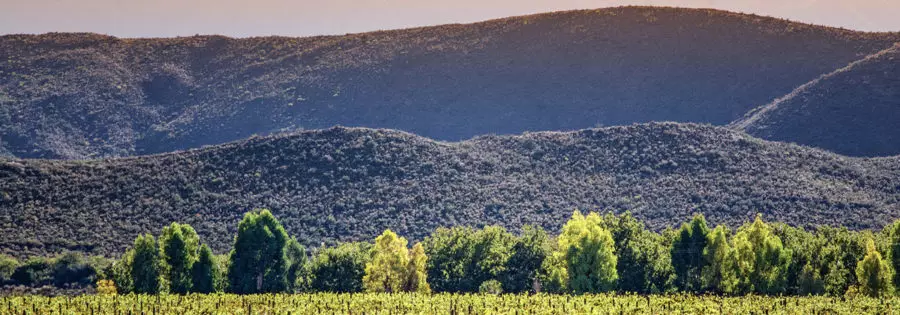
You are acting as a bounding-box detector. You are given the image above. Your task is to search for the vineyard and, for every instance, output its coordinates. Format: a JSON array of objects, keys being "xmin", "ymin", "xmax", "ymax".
[{"xmin": 0, "ymin": 293, "xmax": 895, "ymax": 314}]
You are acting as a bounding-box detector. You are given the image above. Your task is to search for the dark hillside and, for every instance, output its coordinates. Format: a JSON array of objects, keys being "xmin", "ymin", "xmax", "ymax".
[
  {"xmin": 732, "ymin": 43, "xmax": 900, "ymax": 157},
  {"xmin": 2, "ymin": 6, "xmax": 898, "ymax": 158},
  {"xmin": 1, "ymin": 123, "xmax": 898, "ymax": 258}
]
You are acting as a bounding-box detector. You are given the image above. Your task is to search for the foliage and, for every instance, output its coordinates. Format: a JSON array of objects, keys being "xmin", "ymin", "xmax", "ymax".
[
  {"xmin": 285, "ymin": 238, "xmax": 307, "ymax": 292},
  {"xmin": 228, "ymin": 209, "xmax": 290, "ymax": 294},
  {"xmin": 499, "ymin": 225, "xmax": 552, "ymax": 293},
  {"xmin": 0, "ymin": 254, "xmax": 18, "ymax": 283},
  {"xmin": 701, "ymin": 225, "xmax": 731, "ymax": 293},
  {"xmin": 404, "ymin": 242, "xmax": 431, "ymax": 293},
  {"xmin": 50, "ymin": 252, "xmax": 100, "ymax": 287},
  {"xmin": 307, "ymin": 242, "xmax": 372, "ymax": 293},
  {"xmin": 478, "ymin": 280, "xmax": 503, "ymax": 295},
  {"xmin": 130, "ymin": 234, "xmax": 161, "ymax": 294},
  {"xmin": 888, "ymin": 220, "xmax": 900, "ymax": 289},
  {"xmin": 159, "ymin": 222, "xmax": 200, "ymax": 294},
  {"xmin": 10, "ymin": 257, "xmax": 52, "ymax": 286},
  {"xmin": 726, "ymin": 215, "xmax": 792, "ymax": 295},
  {"xmin": 671, "ymin": 213, "xmax": 709, "ymax": 292},
  {"xmin": 556, "ymin": 211, "xmax": 618, "ymax": 293},
  {"xmin": 5, "ymin": 293, "xmax": 900, "ymax": 313},
  {"xmin": 602, "ymin": 212, "xmax": 674, "ymax": 293},
  {"xmin": 191, "ymin": 244, "xmax": 219, "ymax": 294},
  {"xmin": 96, "ymin": 279, "xmax": 117, "ymax": 295},
  {"xmin": 423, "ymin": 226, "xmax": 514, "ymax": 293},
  {"xmin": 855, "ymin": 238, "xmax": 893, "ymax": 297},
  {"xmin": 363, "ymin": 230, "xmax": 410, "ymax": 293}
]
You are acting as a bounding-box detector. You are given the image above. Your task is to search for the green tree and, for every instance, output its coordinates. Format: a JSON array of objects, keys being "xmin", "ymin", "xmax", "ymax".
[
  {"xmin": 364, "ymin": 230, "xmax": 410, "ymax": 293},
  {"xmin": 556, "ymin": 211, "xmax": 618, "ymax": 293},
  {"xmin": 307, "ymin": 242, "xmax": 372, "ymax": 292},
  {"xmin": 159, "ymin": 222, "xmax": 200, "ymax": 294},
  {"xmin": 888, "ymin": 220, "xmax": 900, "ymax": 289},
  {"xmin": 727, "ymin": 215, "xmax": 792, "ymax": 294},
  {"xmin": 856, "ymin": 238, "xmax": 893, "ymax": 297},
  {"xmin": 603, "ymin": 212, "xmax": 674, "ymax": 293},
  {"xmin": 285, "ymin": 238, "xmax": 307, "ymax": 292},
  {"xmin": 500, "ymin": 225, "xmax": 552, "ymax": 293},
  {"xmin": 797, "ymin": 261, "xmax": 825, "ymax": 295},
  {"xmin": 771, "ymin": 223, "xmax": 820, "ymax": 294},
  {"xmin": 0, "ymin": 255, "xmax": 18, "ymax": 284},
  {"xmin": 110, "ymin": 249, "xmax": 134, "ymax": 293},
  {"xmin": 670, "ymin": 213, "xmax": 709, "ymax": 292},
  {"xmin": 816, "ymin": 227, "xmax": 866, "ymax": 295},
  {"xmin": 404, "ymin": 242, "xmax": 431, "ymax": 293},
  {"xmin": 423, "ymin": 226, "xmax": 514, "ymax": 293},
  {"xmin": 701, "ymin": 225, "xmax": 731, "ymax": 293},
  {"xmin": 228, "ymin": 209, "xmax": 290, "ymax": 294},
  {"xmin": 191, "ymin": 244, "xmax": 219, "ymax": 293},
  {"xmin": 131, "ymin": 234, "xmax": 162, "ymax": 294}
]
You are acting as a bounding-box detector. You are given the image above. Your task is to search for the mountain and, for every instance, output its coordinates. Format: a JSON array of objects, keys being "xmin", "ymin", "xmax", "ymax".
[
  {"xmin": 2, "ymin": 6, "xmax": 899, "ymax": 159},
  {"xmin": 732, "ymin": 43, "xmax": 900, "ymax": 157},
  {"xmin": 1, "ymin": 123, "xmax": 898, "ymax": 258}
]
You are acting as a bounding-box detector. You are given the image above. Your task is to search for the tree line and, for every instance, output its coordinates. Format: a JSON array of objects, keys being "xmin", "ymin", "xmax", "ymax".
[{"xmin": 2, "ymin": 209, "xmax": 898, "ymax": 297}]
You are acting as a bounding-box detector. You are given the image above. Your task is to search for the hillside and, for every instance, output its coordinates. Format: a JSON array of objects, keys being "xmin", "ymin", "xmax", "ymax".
[
  {"xmin": 1, "ymin": 123, "xmax": 898, "ymax": 258},
  {"xmin": 732, "ymin": 43, "xmax": 900, "ymax": 157},
  {"xmin": 2, "ymin": 6, "xmax": 899, "ymax": 159}
]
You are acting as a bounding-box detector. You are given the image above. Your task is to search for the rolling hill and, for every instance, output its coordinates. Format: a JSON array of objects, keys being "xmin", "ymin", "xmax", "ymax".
[
  {"xmin": 732, "ymin": 43, "xmax": 900, "ymax": 157},
  {"xmin": 1, "ymin": 123, "xmax": 898, "ymax": 258},
  {"xmin": 2, "ymin": 6, "xmax": 899, "ymax": 159}
]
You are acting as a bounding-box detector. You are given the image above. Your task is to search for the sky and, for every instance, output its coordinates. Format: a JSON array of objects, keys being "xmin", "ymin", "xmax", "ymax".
[{"xmin": 1, "ymin": 0, "xmax": 899, "ymax": 38}]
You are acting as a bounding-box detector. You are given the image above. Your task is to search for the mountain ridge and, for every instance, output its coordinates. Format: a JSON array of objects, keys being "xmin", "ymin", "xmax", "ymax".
[
  {"xmin": 732, "ymin": 42, "xmax": 900, "ymax": 156},
  {"xmin": 2, "ymin": 123, "xmax": 898, "ymax": 259},
  {"xmin": 3, "ymin": 6, "xmax": 899, "ymax": 159}
]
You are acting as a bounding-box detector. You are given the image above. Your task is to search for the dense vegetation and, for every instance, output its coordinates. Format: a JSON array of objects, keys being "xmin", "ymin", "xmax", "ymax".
[
  {"xmin": 2, "ymin": 7, "xmax": 899, "ymax": 159},
  {"xmin": 2, "ymin": 123, "xmax": 899, "ymax": 258},
  {"xmin": 5, "ymin": 208, "xmax": 900, "ymax": 300},
  {"xmin": 3, "ymin": 294, "xmax": 899, "ymax": 314},
  {"xmin": 733, "ymin": 43, "xmax": 900, "ymax": 156}
]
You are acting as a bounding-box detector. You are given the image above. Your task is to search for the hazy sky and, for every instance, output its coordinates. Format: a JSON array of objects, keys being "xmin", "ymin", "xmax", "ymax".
[{"xmin": 2, "ymin": 0, "xmax": 899, "ymax": 38}]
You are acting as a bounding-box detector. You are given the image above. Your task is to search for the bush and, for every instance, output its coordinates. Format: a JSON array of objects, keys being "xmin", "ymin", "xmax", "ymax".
[
  {"xmin": 479, "ymin": 280, "xmax": 503, "ymax": 294},
  {"xmin": 0, "ymin": 255, "xmax": 18, "ymax": 284},
  {"xmin": 11, "ymin": 257, "xmax": 52, "ymax": 286},
  {"xmin": 51, "ymin": 252, "xmax": 99, "ymax": 287}
]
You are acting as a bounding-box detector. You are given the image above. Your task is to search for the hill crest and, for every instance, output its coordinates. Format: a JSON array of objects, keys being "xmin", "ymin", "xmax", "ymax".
[{"xmin": 3, "ymin": 6, "xmax": 899, "ymax": 159}]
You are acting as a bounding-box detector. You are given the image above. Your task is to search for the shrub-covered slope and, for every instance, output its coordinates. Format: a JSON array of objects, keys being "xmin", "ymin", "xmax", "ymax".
[
  {"xmin": 732, "ymin": 44, "xmax": 900, "ymax": 157},
  {"xmin": 1, "ymin": 123, "xmax": 898, "ymax": 258},
  {"xmin": 2, "ymin": 6, "xmax": 899, "ymax": 159}
]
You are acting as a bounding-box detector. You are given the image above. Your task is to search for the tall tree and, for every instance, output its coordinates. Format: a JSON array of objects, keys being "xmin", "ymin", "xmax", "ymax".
[
  {"xmin": 159, "ymin": 223, "xmax": 200, "ymax": 294},
  {"xmin": 404, "ymin": 242, "xmax": 431, "ymax": 293},
  {"xmin": 556, "ymin": 211, "xmax": 618, "ymax": 294},
  {"xmin": 228, "ymin": 209, "xmax": 290, "ymax": 293},
  {"xmin": 856, "ymin": 238, "xmax": 894, "ymax": 297},
  {"xmin": 670, "ymin": 213, "xmax": 709, "ymax": 292},
  {"xmin": 285, "ymin": 238, "xmax": 307, "ymax": 292},
  {"xmin": 701, "ymin": 225, "xmax": 731, "ymax": 293},
  {"xmin": 191, "ymin": 244, "xmax": 219, "ymax": 293},
  {"xmin": 131, "ymin": 234, "xmax": 161, "ymax": 294},
  {"xmin": 500, "ymin": 225, "xmax": 552, "ymax": 293},
  {"xmin": 888, "ymin": 220, "xmax": 900, "ymax": 289},
  {"xmin": 363, "ymin": 230, "xmax": 410, "ymax": 293},
  {"xmin": 728, "ymin": 214, "xmax": 792, "ymax": 294},
  {"xmin": 603, "ymin": 212, "xmax": 674, "ymax": 293}
]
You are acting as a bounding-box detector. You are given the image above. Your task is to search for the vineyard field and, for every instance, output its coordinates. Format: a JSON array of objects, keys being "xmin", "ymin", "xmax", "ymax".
[{"xmin": 0, "ymin": 293, "xmax": 894, "ymax": 314}]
